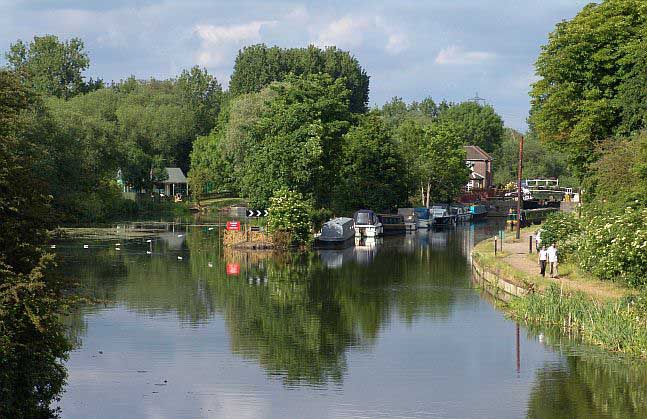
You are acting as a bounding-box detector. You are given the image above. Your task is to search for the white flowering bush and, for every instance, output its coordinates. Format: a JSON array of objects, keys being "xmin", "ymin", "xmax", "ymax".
[
  {"xmin": 542, "ymin": 206, "xmax": 647, "ymax": 287},
  {"xmin": 267, "ymin": 188, "xmax": 313, "ymax": 247},
  {"xmin": 577, "ymin": 207, "xmax": 647, "ymax": 287}
]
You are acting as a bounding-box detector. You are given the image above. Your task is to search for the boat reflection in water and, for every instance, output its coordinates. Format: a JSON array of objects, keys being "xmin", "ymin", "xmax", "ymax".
[
  {"xmin": 317, "ymin": 246, "xmax": 356, "ymax": 269},
  {"xmin": 354, "ymin": 236, "xmax": 382, "ymax": 265}
]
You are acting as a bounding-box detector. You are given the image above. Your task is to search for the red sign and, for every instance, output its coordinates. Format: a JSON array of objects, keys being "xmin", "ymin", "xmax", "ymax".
[
  {"xmin": 226, "ymin": 221, "xmax": 240, "ymax": 231},
  {"xmin": 226, "ymin": 263, "xmax": 240, "ymax": 276}
]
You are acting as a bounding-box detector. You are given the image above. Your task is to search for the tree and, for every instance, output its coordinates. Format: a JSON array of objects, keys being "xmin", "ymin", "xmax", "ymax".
[
  {"xmin": 418, "ymin": 122, "xmax": 470, "ymax": 206},
  {"xmin": 239, "ymin": 74, "xmax": 353, "ymax": 208},
  {"xmin": 229, "ymin": 44, "xmax": 370, "ymax": 113},
  {"xmin": 5, "ymin": 35, "xmax": 101, "ymax": 99},
  {"xmin": 438, "ymin": 101, "xmax": 504, "ymax": 153},
  {"xmin": 176, "ymin": 66, "xmax": 223, "ymax": 136},
  {"xmin": 335, "ymin": 113, "xmax": 411, "ymax": 211},
  {"xmin": 529, "ymin": 0, "xmax": 647, "ymax": 176},
  {"xmin": 492, "ymin": 129, "xmax": 576, "ymax": 187},
  {"xmin": 0, "ymin": 70, "xmax": 70, "ymax": 418}
]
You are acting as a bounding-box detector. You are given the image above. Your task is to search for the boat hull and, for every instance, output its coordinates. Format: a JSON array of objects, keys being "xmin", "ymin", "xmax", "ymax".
[{"xmin": 354, "ymin": 224, "xmax": 383, "ymax": 238}]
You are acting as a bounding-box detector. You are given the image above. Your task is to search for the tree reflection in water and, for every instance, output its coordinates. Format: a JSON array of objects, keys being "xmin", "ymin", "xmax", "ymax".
[{"xmin": 526, "ymin": 328, "xmax": 647, "ymax": 419}]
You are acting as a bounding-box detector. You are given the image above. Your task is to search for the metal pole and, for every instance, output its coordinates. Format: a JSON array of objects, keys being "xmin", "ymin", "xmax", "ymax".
[{"xmin": 516, "ymin": 135, "xmax": 524, "ymax": 239}]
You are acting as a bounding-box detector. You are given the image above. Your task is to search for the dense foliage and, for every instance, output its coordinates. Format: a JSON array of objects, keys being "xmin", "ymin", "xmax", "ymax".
[
  {"xmin": 529, "ymin": 0, "xmax": 647, "ymax": 176},
  {"xmin": 267, "ymin": 189, "xmax": 314, "ymax": 247},
  {"xmin": 540, "ymin": 207, "xmax": 647, "ymax": 287},
  {"xmin": 334, "ymin": 113, "xmax": 411, "ymax": 211},
  {"xmin": 0, "ymin": 70, "xmax": 71, "ymax": 418},
  {"xmin": 492, "ymin": 129, "xmax": 576, "ymax": 187},
  {"xmin": 229, "ymin": 44, "xmax": 370, "ymax": 113}
]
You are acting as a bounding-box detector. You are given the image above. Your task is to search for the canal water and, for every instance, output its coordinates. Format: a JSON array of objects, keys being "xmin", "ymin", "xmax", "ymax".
[{"xmin": 55, "ymin": 221, "xmax": 646, "ymax": 418}]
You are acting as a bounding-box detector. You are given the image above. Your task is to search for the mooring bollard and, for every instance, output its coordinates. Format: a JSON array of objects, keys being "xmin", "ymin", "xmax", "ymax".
[
  {"xmin": 494, "ymin": 236, "xmax": 498, "ymax": 257},
  {"xmin": 529, "ymin": 235, "xmax": 533, "ymax": 254}
]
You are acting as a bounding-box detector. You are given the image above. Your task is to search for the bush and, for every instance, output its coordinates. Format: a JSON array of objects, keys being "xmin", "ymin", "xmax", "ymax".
[
  {"xmin": 267, "ymin": 188, "xmax": 313, "ymax": 247},
  {"xmin": 539, "ymin": 211, "xmax": 582, "ymax": 260},
  {"xmin": 578, "ymin": 206, "xmax": 647, "ymax": 287}
]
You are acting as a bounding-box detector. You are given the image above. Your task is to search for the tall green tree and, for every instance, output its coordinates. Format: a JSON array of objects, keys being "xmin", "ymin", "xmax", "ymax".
[
  {"xmin": 335, "ymin": 113, "xmax": 411, "ymax": 211},
  {"xmin": 438, "ymin": 101, "xmax": 504, "ymax": 153},
  {"xmin": 239, "ymin": 74, "xmax": 353, "ymax": 208},
  {"xmin": 0, "ymin": 70, "xmax": 70, "ymax": 418},
  {"xmin": 419, "ymin": 122, "xmax": 470, "ymax": 206},
  {"xmin": 5, "ymin": 35, "xmax": 101, "ymax": 99},
  {"xmin": 229, "ymin": 44, "xmax": 370, "ymax": 113},
  {"xmin": 529, "ymin": 0, "xmax": 647, "ymax": 176},
  {"xmin": 176, "ymin": 66, "xmax": 223, "ymax": 136}
]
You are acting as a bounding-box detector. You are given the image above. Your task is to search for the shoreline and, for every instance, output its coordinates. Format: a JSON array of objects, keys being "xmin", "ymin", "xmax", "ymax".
[{"xmin": 471, "ymin": 228, "xmax": 646, "ymax": 359}]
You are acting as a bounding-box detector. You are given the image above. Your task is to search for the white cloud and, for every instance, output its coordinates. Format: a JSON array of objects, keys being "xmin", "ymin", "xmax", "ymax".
[
  {"xmin": 435, "ymin": 45, "xmax": 495, "ymax": 65},
  {"xmin": 285, "ymin": 5, "xmax": 309, "ymax": 23},
  {"xmin": 313, "ymin": 16, "xmax": 369, "ymax": 49},
  {"xmin": 193, "ymin": 20, "xmax": 276, "ymax": 67},
  {"xmin": 313, "ymin": 15, "xmax": 408, "ymax": 54},
  {"xmin": 194, "ymin": 21, "xmax": 273, "ymax": 45}
]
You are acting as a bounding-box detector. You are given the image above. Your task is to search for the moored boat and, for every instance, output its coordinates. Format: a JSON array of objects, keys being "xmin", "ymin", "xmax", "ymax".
[
  {"xmin": 469, "ymin": 204, "xmax": 488, "ymax": 220},
  {"xmin": 353, "ymin": 210, "xmax": 383, "ymax": 238},
  {"xmin": 317, "ymin": 217, "xmax": 355, "ymax": 243},
  {"xmin": 414, "ymin": 207, "xmax": 431, "ymax": 229},
  {"xmin": 431, "ymin": 204, "xmax": 455, "ymax": 226},
  {"xmin": 378, "ymin": 214, "xmax": 406, "ymax": 235},
  {"xmin": 397, "ymin": 208, "xmax": 418, "ymax": 231}
]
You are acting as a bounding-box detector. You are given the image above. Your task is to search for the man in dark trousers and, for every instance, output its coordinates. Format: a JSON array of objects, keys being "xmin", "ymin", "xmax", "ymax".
[{"xmin": 538, "ymin": 245, "xmax": 548, "ymax": 276}]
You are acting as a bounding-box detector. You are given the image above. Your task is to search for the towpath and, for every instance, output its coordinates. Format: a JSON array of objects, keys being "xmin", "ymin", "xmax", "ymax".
[{"xmin": 501, "ymin": 230, "xmax": 628, "ymax": 301}]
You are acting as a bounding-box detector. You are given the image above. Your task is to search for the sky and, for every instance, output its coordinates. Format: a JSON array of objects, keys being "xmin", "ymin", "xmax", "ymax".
[{"xmin": 0, "ymin": 0, "xmax": 591, "ymax": 130}]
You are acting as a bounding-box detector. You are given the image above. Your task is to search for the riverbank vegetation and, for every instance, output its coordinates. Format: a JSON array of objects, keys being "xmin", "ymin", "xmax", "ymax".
[
  {"xmin": 0, "ymin": 70, "xmax": 71, "ymax": 418},
  {"xmin": 501, "ymin": 0, "xmax": 647, "ymax": 359}
]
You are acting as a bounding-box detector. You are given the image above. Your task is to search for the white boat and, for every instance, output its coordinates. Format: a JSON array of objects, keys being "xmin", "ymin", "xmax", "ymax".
[
  {"xmin": 397, "ymin": 208, "xmax": 418, "ymax": 231},
  {"xmin": 430, "ymin": 205, "xmax": 456, "ymax": 226},
  {"xmin": 317, "ymin": 217, "xmax": 355, "ymax": 243},
  {"xmin": 414, "ymin": 207, "xmax": 430, "ymax": 229},
  {"xmin": 353, "ymin": 210, "xmax": 383, "ymax": 238}
]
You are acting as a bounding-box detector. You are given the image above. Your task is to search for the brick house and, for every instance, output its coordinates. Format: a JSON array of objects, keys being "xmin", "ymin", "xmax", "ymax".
[{"xmin": 464, "ymin": 145, "xmax": 493, "ymax": 191}]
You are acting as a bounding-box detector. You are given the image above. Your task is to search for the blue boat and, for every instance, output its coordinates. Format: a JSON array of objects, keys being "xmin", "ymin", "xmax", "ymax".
[{"xmin": 469, "ymin": 204, "xmax": 488, "ymax": 220}]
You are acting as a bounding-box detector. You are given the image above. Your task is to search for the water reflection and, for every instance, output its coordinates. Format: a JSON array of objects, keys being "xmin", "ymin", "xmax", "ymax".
[{"xmin": 55, "ymin": 222, "xmax": 647, "ymax": 418}]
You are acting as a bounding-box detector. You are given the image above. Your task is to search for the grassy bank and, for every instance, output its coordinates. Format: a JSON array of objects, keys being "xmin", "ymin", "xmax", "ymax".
[
  {"xmin": 472, "ymin": 228, "xmax": 646, "ymax": 359},
  {"xmin": 510, "ymin": 284, "xmax": 647, "ymax": 358}
]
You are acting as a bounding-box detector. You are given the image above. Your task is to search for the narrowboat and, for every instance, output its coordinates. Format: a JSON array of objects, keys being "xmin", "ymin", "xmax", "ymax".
[
  {"xmin": 414, "ymin": 207, "xmax": 431, "ymax": 229},
  {"xmin": 397, "ymin": 208, "xmax": 418, "ymax": 231},
  {"xmin": 317, "ymin": 217, "xmax": 355, "ymax": 243},
  {"xmin": 469, "ymin": 204, "xmax": 488, "ymax": 220},
  {"xmin": 450, "ymin": 204, "xmax": 472, "ymax": 222},
  {"xmin": 430, "ymin": 204, "xmax": 455, "ymax": 226},
  {"xmin": 353, "ymin": 210, "xmax": 383, "ymax": 238},
  {"xmin": 378, "ymin": 214, "xmax": 406, "ymax": 235}
]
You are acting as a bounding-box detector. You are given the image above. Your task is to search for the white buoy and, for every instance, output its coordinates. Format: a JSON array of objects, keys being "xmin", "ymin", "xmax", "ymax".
[
  {"xmin": 83, "ymin": 244, "xmax": 89, "ymax": 249},
  {"xmin": 50, "ymin": 244, "xmax": 56, "ymax": 249},
  {"xmin": 146, "ymin": 239, "xmax": 152, "ymax": 243},
  {"xmin": 208, "ymin": 262, "xmax": 213, "ymax": 268},
  {"xmin": 115, "ymin": 243, "xmax": 121, "ymax": 247},
  {"xmin": 177, "ymin": 256, "xmax": 183, "ymax": 260},
  {"xmin": 146, "ymin": 251, "xmax": 152, "ymax": 255},
  {"xmin": 208, "ymin": 227, "xmax": 214, "ymax": 231},
  {"xmin": 177, "ymin": 234, "xmax": 184, "ymax": 238}
]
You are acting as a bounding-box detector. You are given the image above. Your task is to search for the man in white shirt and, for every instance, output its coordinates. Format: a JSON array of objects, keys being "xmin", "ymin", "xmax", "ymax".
[
  {"xmin": 538, "ymin": 245, "xmax": 548, "ymax": 276},
  {"xmin": 547, "ymin": 243, "xmax": 559, "ymax": 278}
]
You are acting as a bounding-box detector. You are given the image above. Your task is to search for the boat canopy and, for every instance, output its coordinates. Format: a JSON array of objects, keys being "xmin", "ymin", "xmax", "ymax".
[
  {"xmin": 414, "ymin": 207, "xmax": 430, "ymax": 219},
  {"xmin": 353, "ymin": 210, "xmax": 378, "ymax": 225}
]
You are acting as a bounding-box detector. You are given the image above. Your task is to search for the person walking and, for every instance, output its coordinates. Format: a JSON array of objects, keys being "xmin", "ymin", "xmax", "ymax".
[
  {"xmin": 547, "ymin": 243, "xmax": 559, "ymax": 278},
  {"xmin": 538, "ymin": 245, "xmax": 548, "ymax": 276}
]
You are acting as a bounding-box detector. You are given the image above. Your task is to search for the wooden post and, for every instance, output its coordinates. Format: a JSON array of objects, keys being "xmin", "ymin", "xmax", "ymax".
[
  {"xmin": 529, "ymin": 235, "xmax": 533, "ymax": 254},
  {"xmin": 494, "ymin": 236, "xmax": 498, "ymax": 257},
  {"xmin": 516, "ymin": 135, "xmax": 524, "ymax": 239}
]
